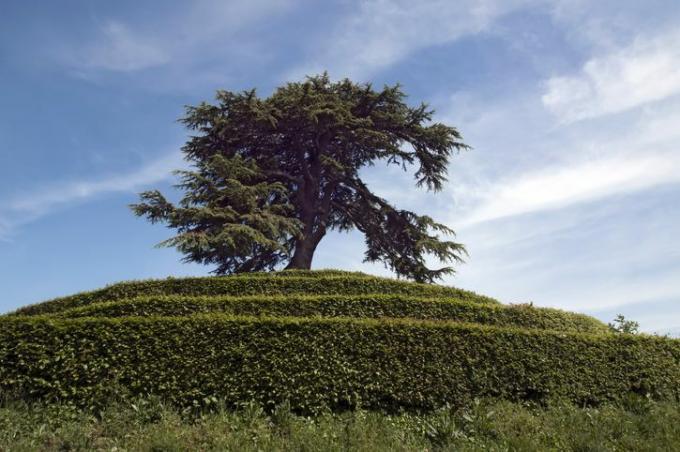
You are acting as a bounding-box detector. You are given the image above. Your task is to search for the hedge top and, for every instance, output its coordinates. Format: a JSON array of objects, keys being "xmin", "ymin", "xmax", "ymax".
[
  {"xmin": 9, "ymin": 270, "xmax": 498, "ymax": 317},
  {"xmin": 4, "ymin": 270, "xmax": 614, "ymax": 335},
  {"xmin": 41, "ymin": 294, "xmax": 608, "ymax": 334}
]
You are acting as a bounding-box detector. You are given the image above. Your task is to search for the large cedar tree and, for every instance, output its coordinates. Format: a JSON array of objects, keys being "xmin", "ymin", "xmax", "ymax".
[{"xmin": 131, "ymin": 74, "xmax": 468, "ymax": 282}]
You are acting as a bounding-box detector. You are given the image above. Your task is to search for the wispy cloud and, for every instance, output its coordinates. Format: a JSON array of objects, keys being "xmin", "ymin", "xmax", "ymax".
[
  {"xmin": 459, "ymin": 151, "xmax": 680, "ymax": 226},
  {"xmin": 400, "ymin": 18, "xmax": 680, "ymax": 327},
  {"xmin": 61, "ymin": 0, "xmax": 293, "ymax": 75},
  {"xmin": 76, "ymin": 21, "xmax": 170, "ymax": 72},
  {"xmin": 542, "ymin": 28, "xmax": 680, "ymax": 122},
  {"xmin": 444, "ymin": 25, "xmax": 680, "ymax": 227},
  {"xmin": 287, "ymin": 0, "xmax": 537, "ymax": 80},
  {"xmin": 0, "ymin": 151, "xmax": 182, "ymax": 239}
]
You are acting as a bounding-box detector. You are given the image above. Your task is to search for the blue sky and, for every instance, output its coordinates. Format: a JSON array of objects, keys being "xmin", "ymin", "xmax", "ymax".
[{"xmin": 1, "ymin": 0, "xmax": 679, "ymax": 335}]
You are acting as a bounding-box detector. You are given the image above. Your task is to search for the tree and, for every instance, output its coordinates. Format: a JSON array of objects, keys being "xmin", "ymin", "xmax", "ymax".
[
  {"xmin": 608, "ymin": 315, "xmax": 640, "ymax": 334},
  {"xmin": 131, "ymin": 74, "xmax": 468, "ymax": 282}
]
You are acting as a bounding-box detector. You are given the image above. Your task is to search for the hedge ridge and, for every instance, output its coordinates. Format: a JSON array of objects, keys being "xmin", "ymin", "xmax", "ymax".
[
  {"xmin": 1, "ymin": 315, "xmax": 678, "ymax": 412},
  {"xmin": 50, "ymin": 294, "xmax": 609, "ymax": 334},
  {"xmin": 12, "ymin": 274, "xmax": 497, "ymax": 316},
  {"xmin": 226, "ymin": 269, "xmax": 374, "ymax": 278}
]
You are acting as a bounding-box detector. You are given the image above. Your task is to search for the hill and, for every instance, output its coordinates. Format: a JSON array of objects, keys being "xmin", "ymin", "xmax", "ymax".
[{"xmin": 1, "ymin": 270, "xmax": 678, "ymax": 413}]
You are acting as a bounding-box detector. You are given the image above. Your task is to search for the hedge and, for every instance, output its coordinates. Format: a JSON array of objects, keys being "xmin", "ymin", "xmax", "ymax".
[
  {"xmin": 12, "ymin": 274, "xmax": 497, "ymax": 316},
  {"xmin": 1, "ymin": 315, "xmax": 678, "ymax": 413},
  {"xmin": 215, "ymin": 269, "xmax": 375, "ymax": 278},
  {"xmin": 51, "ymin": 294, "xmax": 609, "ymax": 334}
]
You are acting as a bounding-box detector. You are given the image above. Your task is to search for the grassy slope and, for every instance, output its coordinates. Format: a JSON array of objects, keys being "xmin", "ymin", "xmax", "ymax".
[{"xmin": 1, "ymin": 397, "xmax": 679, "ymax": 451}]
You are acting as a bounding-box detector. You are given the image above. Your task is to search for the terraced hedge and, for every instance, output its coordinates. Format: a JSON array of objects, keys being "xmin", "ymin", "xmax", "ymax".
[
  {"xmin": 2, "ymin": 271, "xmax": 677, "ymax": 413},
  {"xmin": 1, "ymin": 315, "xmax": 678, "ymax": 412},
  {"xmin": 11, "ymin": 271, "xmax": 497, "ymax": 317},
  {"xmin": 50, "ymin": 294, "xmax": 609, "ymax": 334}
]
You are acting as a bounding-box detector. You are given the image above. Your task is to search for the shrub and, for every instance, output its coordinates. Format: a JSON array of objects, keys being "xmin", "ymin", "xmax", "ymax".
[
  {"xmin": 608, "ymin": 314, "xmax": 640, "ymax": 334},
  {"xmin": 50, "ymin": 294, "xmax": 609, "ymax": 334},
  {"xmin": 11, "ymin": 273, "xmax": 497, "ymax": 317},
  {"xmin": 1, "ymin": 315, "xmax": 678, "ymax": 413}
]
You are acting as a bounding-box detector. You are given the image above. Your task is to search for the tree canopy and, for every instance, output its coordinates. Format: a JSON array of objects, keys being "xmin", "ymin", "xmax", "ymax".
[{"xmin": 131, "ymin": 74, "xmax": 468, "ymax": 282}]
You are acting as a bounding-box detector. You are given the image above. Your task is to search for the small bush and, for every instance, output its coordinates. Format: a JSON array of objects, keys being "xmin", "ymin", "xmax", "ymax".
[{"xmin": 608, "ymin": 314, "xmax": 640, "ymax": 334}]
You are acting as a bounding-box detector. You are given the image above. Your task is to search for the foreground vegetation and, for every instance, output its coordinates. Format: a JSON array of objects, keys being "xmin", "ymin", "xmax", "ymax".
[{"xmin": 1, "ymin": 397, "xmax": 679, "ymax": 451}]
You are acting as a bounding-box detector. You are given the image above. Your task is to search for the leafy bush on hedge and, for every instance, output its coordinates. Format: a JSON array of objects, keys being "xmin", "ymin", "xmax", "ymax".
[
  {"xmin": 51, "ymin": 294, "xmax": 609, "ymax": 334},
  {"xmin": 11, "ymin": 273, "xmax": 497, "ymax": 317},
  {"xmin": 1, "ymin": 315, "xmax": 678, "ymax": 413}
]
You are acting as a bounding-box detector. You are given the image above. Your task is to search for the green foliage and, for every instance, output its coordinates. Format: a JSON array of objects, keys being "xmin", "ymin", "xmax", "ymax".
[
  {"xmin": 131, "ymin": 74, "xmax": 469, "ymax": 282},
  {"xmin": 1, "ymin": 314, "xmax": 678, "ymax": 413},
  {"xmin": 50, "ymin": 294, "xmax": 609, "ymax": 334},
  {"xmin": 132, "ymin": 155, "xmax": 301, "ymax": 274},
  {"xmin": 609, "ymin": 314, "xmax": 640, "ymax": 334},
  {"xmin": 11, "ymin": 272, "xmax": 497, "ymax": 316},
  {"xmin": 3, "ymin": 271, "xmax": 676, "ymax": 418},
  {"xmin": 2, "ymin": 397, "xmax": 680, "ymax": 451}
]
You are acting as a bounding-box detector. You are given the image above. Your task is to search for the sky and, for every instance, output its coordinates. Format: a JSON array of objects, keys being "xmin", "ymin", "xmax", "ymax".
[{"xmin": 1, "ymin": 0, "xmax": 679, "ymax": 335}]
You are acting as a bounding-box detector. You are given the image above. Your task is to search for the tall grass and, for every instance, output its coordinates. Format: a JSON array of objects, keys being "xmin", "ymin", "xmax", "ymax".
[{"xmin": 1, "ymin": 396, "xmax": 678, "ymax": 451}]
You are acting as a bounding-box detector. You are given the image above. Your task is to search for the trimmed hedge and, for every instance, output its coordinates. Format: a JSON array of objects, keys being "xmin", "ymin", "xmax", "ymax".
[
  {"xmin": 12, "ymin": 273, "xmax": 497, "ymax": 317},
  {"xmin": 51, "ymin": 294, "xmax": 609, "ymax": 334},
  {"xmin": 213, "ymin": 269, "xmax": 375, "ymax": 278},
  {"xmin": 5, "ymin": 270, "xmax": 672, "ymax": 414},
  {"xmin": 1, "ymin": 315, "xmax": 678, "ymax": 412}
]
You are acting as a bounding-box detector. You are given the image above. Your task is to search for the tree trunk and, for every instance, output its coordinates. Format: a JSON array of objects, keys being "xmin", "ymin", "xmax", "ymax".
[
  {"xmin": 285, "ymin": 234, "xmax": 320, "ymax": 269},
  {"xmin": 286, "ymin": 165, "xmax": 331, "ymax": 269}
]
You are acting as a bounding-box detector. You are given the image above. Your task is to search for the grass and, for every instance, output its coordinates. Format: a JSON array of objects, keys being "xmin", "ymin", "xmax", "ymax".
[{"xmin": 1, "ymin": 396, "xmax": 679, "ymax": 451}]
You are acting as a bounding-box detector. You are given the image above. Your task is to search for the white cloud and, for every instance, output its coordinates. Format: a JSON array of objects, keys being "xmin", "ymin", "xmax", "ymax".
[
  {"xmin": 0, "ymin": 151, "xmax": 182, "ymax": 238},
  {"xmin": 64, "ymin": 0, "xmax": 293, "ymax": 74},
  {"xmin": 443, "ymin": 26, "xmax": 680, "ymax": 227},
  {"xmin": 288, "ymin": 0, "xmax": 537, "ymax": 80},
  {"xmin": 447, "ymin": 185, "xmax": 680, "ymax": 318},
  {"xmin": 547, "ymin": 271, "xmax": 680, "ymax": 312},
  {"xmin": 416, "ymin": 30, "xmax": 680, "ymax": 328},
  {"xmin": 542, "ymin": 29, "xmax": 680, "ymax": 122},
  {"xmin": 182, "ymin": 0, "xmax": 292, "ymax": 40},
  {"xmin": 79, "ymin": 22, "xmax": 170, "ymax": 72},
  {"xmin": 459, "ymin": 151, "xmax": 680, "ymax": 226}
]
